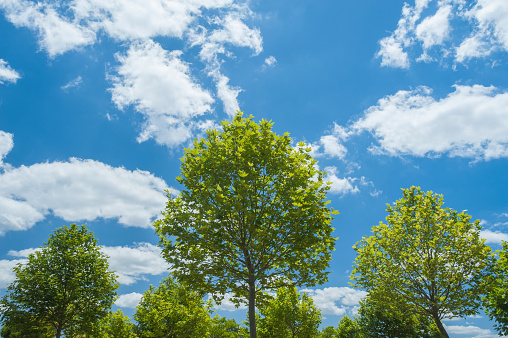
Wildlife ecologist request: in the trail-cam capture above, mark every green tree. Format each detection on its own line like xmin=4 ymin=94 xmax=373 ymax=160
xmin=484 ymin=241 xmax=508 ymax=335
xmin=356 ymin=294 xmax=441 ymax=338
xmin=256 ymin=286 xmax=321 ymax=338
xmin=155 ymin=112 xmax=337 ymax=338
xmin=351 ymin=187 xmax=495 ymax=338
xmin=319 ymin=326 xmax=339 ymax=338
xmin=134 ymin=275 xmax=212 ymax=338
xmin=95 ymin=309 xmax=136 ymax=338
xmin=335 ymin=315 xmax=361 ymax=338
xmin=0 ymin=224 xmax=119 ymax=338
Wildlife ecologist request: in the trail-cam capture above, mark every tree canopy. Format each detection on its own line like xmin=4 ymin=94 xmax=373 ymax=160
xmin=484 ymin=241 xmax=508 ymax=335
xmin=155 ymin=112 xmax=337 ymax=337
xmin=0 ymin=224 xmax=119 ymax=338
xmin=134 ymin=275 xmax=213 ymax=338
xmin=351 ymin=187 xmax=495 ymax=338
xmin=256 ymin=286 xmax=321 ymax=338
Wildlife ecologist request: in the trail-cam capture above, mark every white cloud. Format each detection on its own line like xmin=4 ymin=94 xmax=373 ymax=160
xmin=110 ymin=40 xmax=214 ymax=147
xmin=352 ymin=85 xmax=508 ymax=161
xmin=115 ymin=292 xmax=143 ymax=308
xmin=415 ymin=5 xmax=452 ymax=49
xmin=444 ymin=324 xmax=494 ymax=337
xmin=71 ymin=0 xmax=234 ymax=41
xmin=0 ymin=258 xmax=26 ymax=288
xmin=0 ymin=156 xmax=174 ymax=234
xmin=215 ymin=73 xmax=241 ymax=117
xmin=301 ymin=287 xmax=367 ymax=316
xmin=0 ymin=0 xmax=96 ymax=57
xmin=207 ymin=13 xmax=262 ymax=55
xmin=481 ymin=229 xmax=508 ymax=244
xmin=61 ymin=76 xmax=83 ymax=91
xmin=319 ymin=135 xmax=347 ymax=159
xmin=102 ymin=243 xmax=170 ymax=285
xmin=0 ymin=131 xmax=14 ymax=165
xmin=324 ymin=166 xmax=359 ymax=196
xmin=0 ymin=59 xmax=20 ymax=84
xmin=378 ymin=0 xmax=508 ymax=67
xmin=2 ymin=243 xmax=169 ymax=288
xmin=264 ymin=55 xmax=277 ymax=68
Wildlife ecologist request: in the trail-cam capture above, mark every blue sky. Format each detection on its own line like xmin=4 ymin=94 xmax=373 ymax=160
xmin=0 ymin=0 xmax=507 ymax=335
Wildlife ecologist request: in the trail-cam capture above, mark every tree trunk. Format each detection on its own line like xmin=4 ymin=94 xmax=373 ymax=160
xmin=432 ymin=310 xmax=449 ymax=338
xmin=248 ymin=279 xmax=257 ymax=338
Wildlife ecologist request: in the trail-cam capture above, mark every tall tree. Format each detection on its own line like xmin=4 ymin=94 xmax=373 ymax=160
xmin=335 ymin=315 xmax=362 ymax=338
xmin=95 ymin=309 xmax=137 ymax=338
xmin=351 ymin=187 xmax=495 ymax=338
xmin=155 ymin=112 xmax=337 ymax=338
xmin=134 ymin=275 xmax=213 ymax=338
xmin=484 ymin=241 xmax=508 ymax=335
xmin=256 ymin=286 xmax=321 ymax=338
xmin=0 ymin=224 xmax=119 ymax=338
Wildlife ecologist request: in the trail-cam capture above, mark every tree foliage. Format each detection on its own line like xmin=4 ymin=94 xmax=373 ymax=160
xmin=155 ymin=112 xmax=337 ymax=337
xmin=256 ymin=286 xmax=321 ymax=338
xmin=356 ymin=295 xmax=441 ymax=338
xmin=95 ymin=309 xmax=136 ymax=338
xmin=351 ymin=187 xmax=495 ymax=338
xmin=0 ymin=224 xmax=119 ymax=338
xmin=335 ymin=315 xmax=361 ymax=338
xmin=134 ymin=275 xmax=213 ymax=338
xmin=484 ymin=241 xmax=508 ymax=335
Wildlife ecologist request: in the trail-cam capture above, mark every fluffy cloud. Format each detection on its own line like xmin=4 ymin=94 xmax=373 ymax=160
xmin=378 ymin=0 xmax=508 ymax=67
xmin=0 ymin=144 xmax=174 ymax=233
xmin=102 ymin=243 xmax=170 ymax=285
xmin=2 ymin=243 xmax=169 ymax=288
xmin=0 ymin=59 xmax=20 ymax=84
xmin=481 ymin=229 xmax=508 ymax=244
xmin=352 ymin=85 xmax=508 ymax=160
xmin=115 ymin=292 xmax=143 ymax=308
xmin=301 ymin=287 xmax=367 ymax=316
xmin=0 ymin=131 xmax=14 ymax=165
xmin=0 ymin=258 xmax=26 ymax=288
xmin=444 ymin=324 xmax=494 ymax=337
xmin=0 ymin=0 xmax=96 ymax=57
xmin=324 ymin=167 xmax=359 ymax=196
xmin=110 ymin=40 xmax=214 ymax=147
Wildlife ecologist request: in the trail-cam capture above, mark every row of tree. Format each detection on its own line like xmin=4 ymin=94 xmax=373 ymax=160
xmin=1 ymin=112 xmax=508 ymax=337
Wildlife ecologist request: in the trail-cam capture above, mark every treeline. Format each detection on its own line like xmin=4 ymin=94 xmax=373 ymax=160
xmin=1 ymin=113 xmax=507 ymax=337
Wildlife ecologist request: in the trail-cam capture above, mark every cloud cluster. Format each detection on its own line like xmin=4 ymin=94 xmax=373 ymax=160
xmin=1 ymin=242 xmax=169 ymax=289
xmin=102 ymin=243 xmax=170 ymax=285
xmin=301 ymin=287 xmax=367 ymax=316
xmin=115 ymin=292 xmax=143 ymax=308
xmin=110 ymin=40 xmax=214 ymax=147
xmin=378 ymin=0 xmax=508 ymax=68
xmin=0 ymin=133 xmax=175 ymax=234
xmin=481 ymin=229 xmax=508 ymax=244
xmin=352 ymin=85 xmax=508 ymax=161
xmin=0 ymin=59 xmax=20 ymax=84
xmin=444 ymin=324 xmax=495 ymax=337
xmin=0 ymin=0 xmax=266 ymax=147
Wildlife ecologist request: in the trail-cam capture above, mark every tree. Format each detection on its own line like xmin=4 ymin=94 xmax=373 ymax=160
xmin=319 ymin=326 xmax=339 ymax=338
xmin=95 ymin=309 xmax=136 ymax=338
xmin=256 ymin=286 xmax=321 ymax=338
xmin=484 ymin=241 xmax=508 ymax=335
xmin=335 ymin=315 xmax=361 ymax=338
xmin=0 ymin=224 xmax=119 ymax=338
xmin=351 ymin=187 xmax=496 ymax=338
xmin=134 ymin=275 xmax=213 ymax=338
xmin=155 ymin=112 xmax=337 ymax=338
xmin=356 ymin=294 xmax=441 ymax=338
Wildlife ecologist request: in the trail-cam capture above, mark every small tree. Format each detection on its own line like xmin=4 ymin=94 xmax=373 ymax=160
xmin=134 ymin=275 xmax=212 ymax=338
xmin=351 ymin=187 xmax=495 ymax=338
xmin=484 ymin=241 xmax=508 ymax=335
xmin=256 ymin=286 xmax=321 ymax=338
xmin=356 ymin=294 xmax=441 ymax=338
xmin=0 ymin=224 xmax=119 ymax=338
xmin=335 ymin=315 xmax=361 ymax=338
xmin=95 ymin=309 xmax=136 ymax=338
xmin=155 ymin=112 xmax=337 ymax=338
